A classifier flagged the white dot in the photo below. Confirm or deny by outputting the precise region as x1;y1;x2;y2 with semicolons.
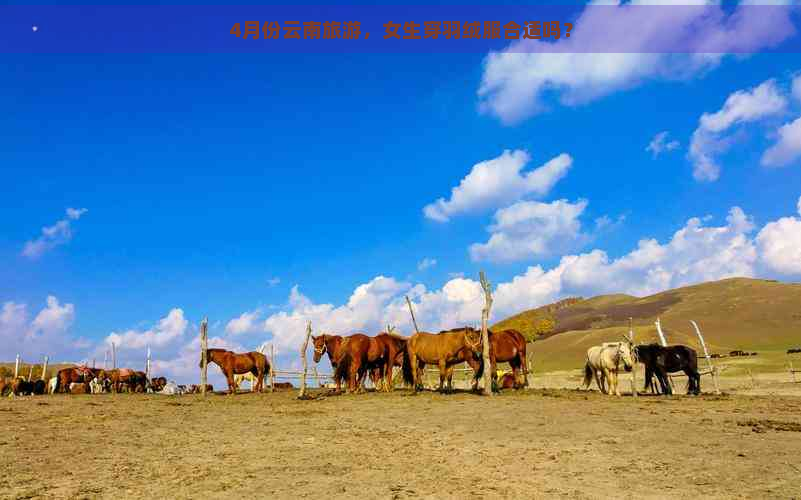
32;25;38;32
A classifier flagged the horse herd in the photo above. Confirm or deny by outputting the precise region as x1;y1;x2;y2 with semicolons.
3;327;706;398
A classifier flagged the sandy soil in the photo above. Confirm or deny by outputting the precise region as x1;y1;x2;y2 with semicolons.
3;384;801;500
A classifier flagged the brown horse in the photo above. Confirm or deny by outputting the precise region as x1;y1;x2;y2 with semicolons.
332;334;375;393
56;366;98;393
150;376;167;392
474;329;530;390
370;332;408;391
312;333;363;393
202;349;270;394
403;328;483;393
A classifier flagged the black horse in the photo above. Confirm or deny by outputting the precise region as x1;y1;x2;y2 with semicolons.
634;344;701;395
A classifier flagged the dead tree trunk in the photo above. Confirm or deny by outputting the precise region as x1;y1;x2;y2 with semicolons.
479;271;493;396
690;320;720;395
200;318;209;397
298;320;312;399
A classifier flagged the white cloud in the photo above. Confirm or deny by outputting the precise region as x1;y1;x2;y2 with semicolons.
756;196;801;275
30;296;75;337
21;207;89;259
761;116;801;167
469;199;589;262
792;74;801;102
423;150;572;222
478;2;795;124
646;131;680;158
106;308;188;350
0;296;82;361
690;79;788;181
267;277;281;286
225;309;261;335
417;258;437;271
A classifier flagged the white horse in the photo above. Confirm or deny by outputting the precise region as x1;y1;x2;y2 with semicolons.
583;341;634;396
233;372;263;391
47;376;58;394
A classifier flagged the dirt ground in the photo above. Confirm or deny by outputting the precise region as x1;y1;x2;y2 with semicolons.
3;382;801;500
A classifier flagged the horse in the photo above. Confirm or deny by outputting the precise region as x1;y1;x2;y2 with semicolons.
55;366;97;393
233;372;264;392
312;334;346;390
332;334;376;393
473;329;530;390
582;341;634;396
402;327;483;393
634;344;701;395
202;349;270;394
11;378;35;396
97;368;138;393
362;332;408;392
32;379;46;395
47;376;58;394
149;376;167;392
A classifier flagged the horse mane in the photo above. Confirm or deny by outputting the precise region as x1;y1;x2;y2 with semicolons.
438;326;478;334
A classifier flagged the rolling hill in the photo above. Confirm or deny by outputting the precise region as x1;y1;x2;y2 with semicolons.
492;277;801;372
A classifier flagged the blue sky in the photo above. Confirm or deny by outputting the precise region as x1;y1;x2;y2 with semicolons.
2;2;801;383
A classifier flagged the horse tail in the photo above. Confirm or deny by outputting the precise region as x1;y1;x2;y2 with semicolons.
583;361;593;389
401;344;414;386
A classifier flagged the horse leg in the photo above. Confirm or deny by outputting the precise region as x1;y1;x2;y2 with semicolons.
437;361;447;393
226;372;236;395
600;369;610;394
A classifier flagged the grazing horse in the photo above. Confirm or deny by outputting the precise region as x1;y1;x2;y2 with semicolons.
474;329;530;390
583;342;634;396
202;349;270;394
635;344;701;396
403;328;484;393
56;366;97;393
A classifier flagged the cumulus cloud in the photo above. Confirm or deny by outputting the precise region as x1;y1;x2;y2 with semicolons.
478;2;796;124
21;207;89;259
761;115;801;167
646;131;680;158
689;79;788;181
0;296;80;360
105;308;188;350
417;258;437;271
423;150;572;222
469;199;589;262
225;309;261;335
756;196;801;275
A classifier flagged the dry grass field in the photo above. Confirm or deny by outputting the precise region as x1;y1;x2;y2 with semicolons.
3;382;801;500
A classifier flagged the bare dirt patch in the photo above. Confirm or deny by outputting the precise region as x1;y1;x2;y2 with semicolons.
3;389;801;499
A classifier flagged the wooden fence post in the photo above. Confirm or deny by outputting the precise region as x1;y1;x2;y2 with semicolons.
41;356;49;381
629;317;637;398
27;365;33;382
654;318;668;347
789;358;797;383
103;350;108;370
270;344;276;392
479;271;493;396
298;320;312;399
14;354;20;379
405;295;420;334
690;320;720;395
112;342;117;369
146;346;152;382
200;317;208;397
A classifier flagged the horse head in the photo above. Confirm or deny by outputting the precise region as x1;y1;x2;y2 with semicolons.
617;339;634;372
463;328;483;356
312;335;327;363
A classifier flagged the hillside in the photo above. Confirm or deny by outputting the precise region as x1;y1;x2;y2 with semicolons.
492;277;801;372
